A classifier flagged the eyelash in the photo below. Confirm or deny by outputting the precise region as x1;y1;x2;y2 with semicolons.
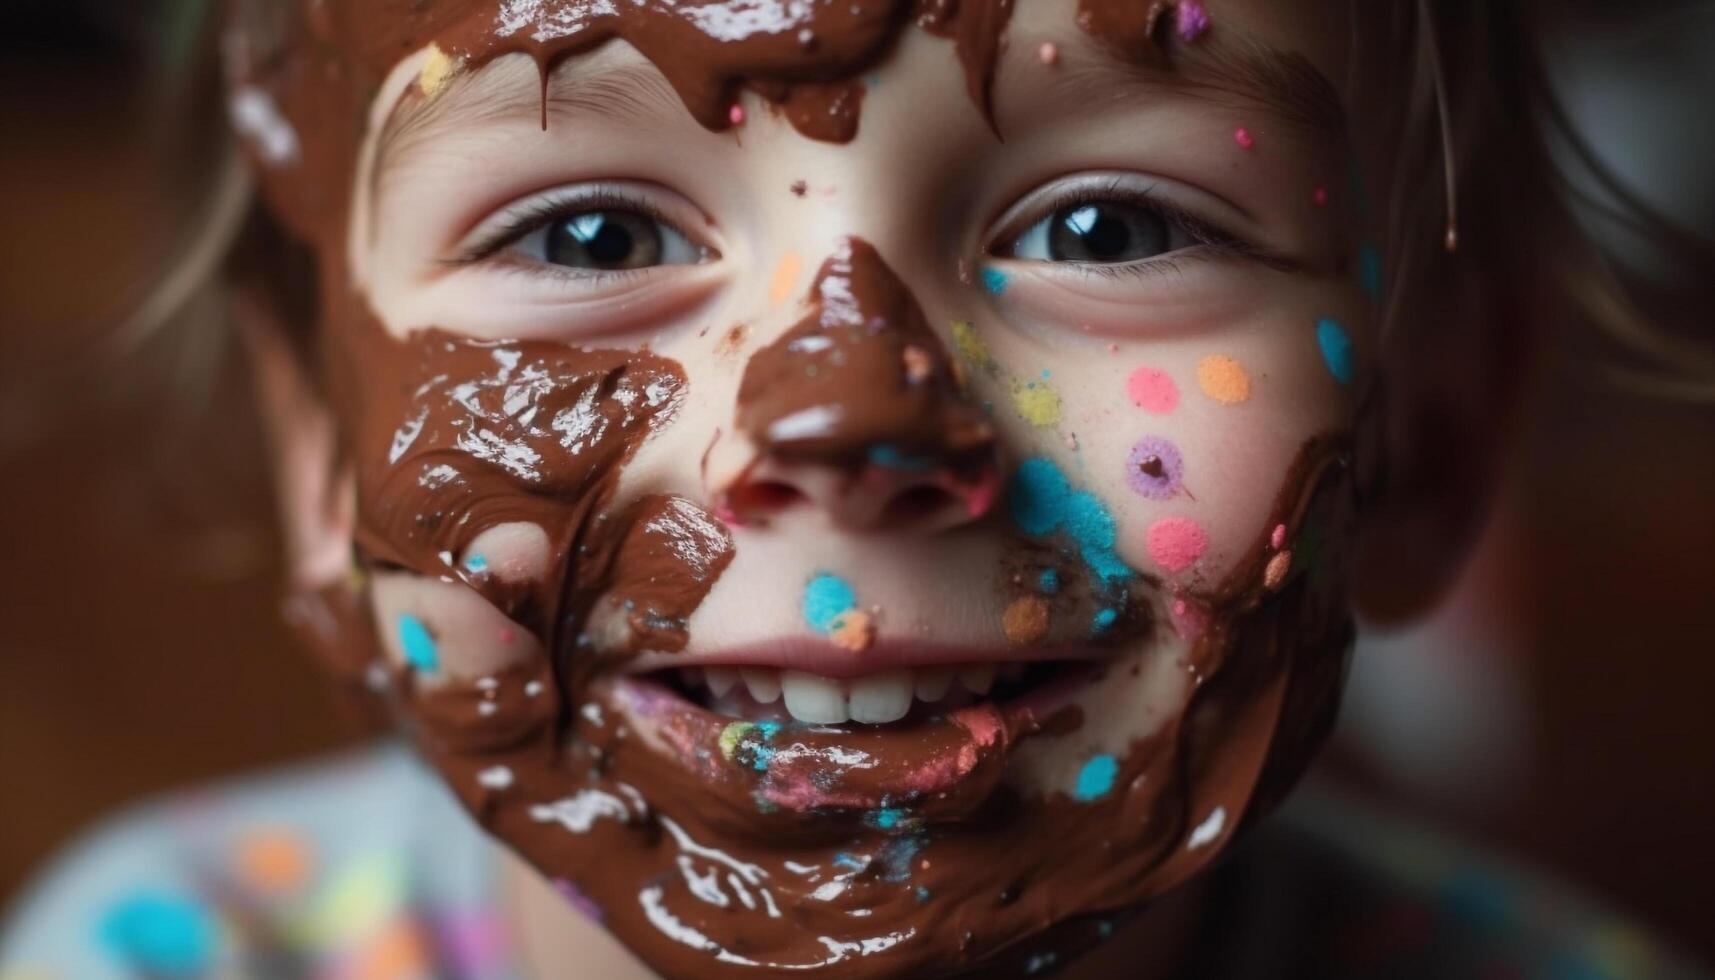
992;180;1265;274
449;188;693;269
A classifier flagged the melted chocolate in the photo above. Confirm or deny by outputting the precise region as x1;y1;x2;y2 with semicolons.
224;2;1359;976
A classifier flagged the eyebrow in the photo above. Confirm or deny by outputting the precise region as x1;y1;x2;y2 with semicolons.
1039;32;1345;140
375;54;689;182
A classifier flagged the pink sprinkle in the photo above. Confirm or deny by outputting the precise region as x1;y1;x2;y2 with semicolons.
1176;1;1211;42
1312;186;1329;206
1126;365;1180;414
498;628;516;644
1038;41;1059;66
728;103;746;126
1147;517;1208;573
1270;524;1287;550
1234;127;1255;150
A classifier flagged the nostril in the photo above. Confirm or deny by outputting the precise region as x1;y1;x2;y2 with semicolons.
880;484;963;529
728;480;807;517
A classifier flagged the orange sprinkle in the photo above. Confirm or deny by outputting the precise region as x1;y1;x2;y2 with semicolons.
769;251;802;306
1264;551;1292;590
829;610;875;652
1002;596;1051;645
234;828;314;895
1196;354;1251;405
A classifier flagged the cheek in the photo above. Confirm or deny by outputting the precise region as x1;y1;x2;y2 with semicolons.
370;571;543;685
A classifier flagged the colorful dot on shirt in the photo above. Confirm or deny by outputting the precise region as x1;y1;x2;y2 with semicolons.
1073;754;1119;801
98;889;217;974
397;614;438;673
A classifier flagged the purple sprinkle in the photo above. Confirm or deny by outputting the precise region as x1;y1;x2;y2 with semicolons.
1125;436;1184;500
1177;1;1211;42
553;878;605;923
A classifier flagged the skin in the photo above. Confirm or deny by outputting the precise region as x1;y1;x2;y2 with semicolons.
255;0;1374;974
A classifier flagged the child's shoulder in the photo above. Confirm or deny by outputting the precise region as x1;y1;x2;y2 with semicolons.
0;742;512;979
1219;785;1710;980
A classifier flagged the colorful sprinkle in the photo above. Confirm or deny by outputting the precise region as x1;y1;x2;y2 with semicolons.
1176;1;1211;41
1125;436;1185;500
1196;354;1251;404
1073;754;1119;801
1316;317;1356;385
1092;607;1119;633
1271;523;1287;550
829;609;876;651
770;251;802;306
1008;458;1133;587
1002;595;1051;645
1233;127;1255;150
418;45;457;99
1038;568;1060;594
1264;551;1292;590
728;103;746;126
1009;379;1063;427
462;554;489;574
804;573;859;634
1358;244;1383;303
901;345;934;383
870;808;907;830
99;889;217;974
234;829;314;895
950;320;995;372
981;267;1010;295
718;721;755;760
1125;365;1179;414
397;614;438;672
1038;41;1059;65
1146;517;1208;573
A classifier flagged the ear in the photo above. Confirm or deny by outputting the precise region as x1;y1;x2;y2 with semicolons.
233;287;355;593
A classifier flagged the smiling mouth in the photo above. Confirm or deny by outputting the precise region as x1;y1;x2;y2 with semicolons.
626;642;1093;727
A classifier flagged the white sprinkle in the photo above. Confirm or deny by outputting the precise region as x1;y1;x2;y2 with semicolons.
1188;806;1226;850
227;86;299;166
478;765;514;790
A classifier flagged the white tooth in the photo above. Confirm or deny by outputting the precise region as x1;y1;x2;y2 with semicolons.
742;667;782;704
848;669;913;724
914;667;953;702
959;662;996;696
999;662;1026;682
705;666;738;697
782;670;848;724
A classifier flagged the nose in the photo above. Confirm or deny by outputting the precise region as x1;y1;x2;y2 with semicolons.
721;238;999;532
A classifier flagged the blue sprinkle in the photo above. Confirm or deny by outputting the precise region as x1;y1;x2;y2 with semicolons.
1092;608;1119;632
1316;317;1356;385
1358;244;1383;303
868;444;934;473
1074;754;1119;802
749;745;776;772
1040;369;1052;380
1038;569;1060;594
803;573;858;634
834;852;866;872
872;808;906;830
99;889;216;974
462;553;489;574
1008;458;1134;589
981;267;1010;295
398;614;439;672
915;886;933;903
756;720;782;740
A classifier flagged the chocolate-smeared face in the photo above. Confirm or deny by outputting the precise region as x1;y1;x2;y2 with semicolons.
231;0;1367;975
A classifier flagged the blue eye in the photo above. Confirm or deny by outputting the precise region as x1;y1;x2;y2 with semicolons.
520;209;702;270
1009;201;1187;264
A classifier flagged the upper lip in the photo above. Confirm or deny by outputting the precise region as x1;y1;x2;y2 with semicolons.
623;638;1096;679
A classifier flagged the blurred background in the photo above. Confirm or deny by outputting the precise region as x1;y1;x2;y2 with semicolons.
1;0;1711;970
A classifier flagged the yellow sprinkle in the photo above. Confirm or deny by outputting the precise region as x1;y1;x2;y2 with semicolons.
419;44;458;99
718;721;755;759
829;610;875;652
1263;550;1292;590
769;251;802;306
950;320;995;372
1009;379;1062;427
1196;354;1251;404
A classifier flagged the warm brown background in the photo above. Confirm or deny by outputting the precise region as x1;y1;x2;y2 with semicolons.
2;1;1712;971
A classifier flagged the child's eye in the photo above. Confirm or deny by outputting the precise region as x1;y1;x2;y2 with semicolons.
1006;201;1192;264
515;209;703;270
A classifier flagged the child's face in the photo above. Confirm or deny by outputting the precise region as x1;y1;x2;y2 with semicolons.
244;1;1365;974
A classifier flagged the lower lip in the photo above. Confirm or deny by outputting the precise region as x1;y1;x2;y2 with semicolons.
599;662;1095;819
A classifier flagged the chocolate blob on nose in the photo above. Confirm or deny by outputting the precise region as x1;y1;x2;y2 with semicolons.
730;238;999;530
